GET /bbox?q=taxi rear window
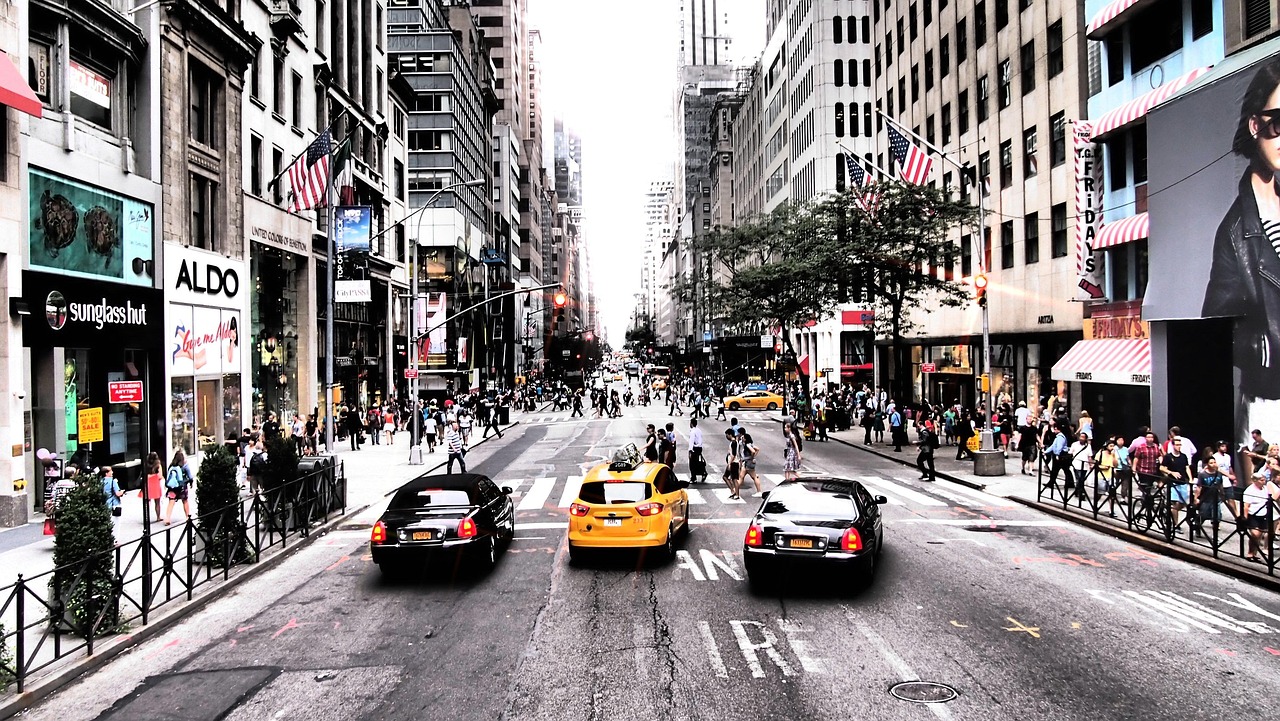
[579,481,652,505]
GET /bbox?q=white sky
[528,0,765,346]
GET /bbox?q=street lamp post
[407,179,486,465]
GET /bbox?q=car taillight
[841,528,863,552]
[636,502,664,517]
[371,521,387,544]
[744,525,764,547]
[458,517,477,539]
[569,503,590,517]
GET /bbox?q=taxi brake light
[458,517,477,539]
[371,520,387,544]
[636,502,664,517]
[841,528,863,552]
[569,503,590,517]
[744,525,764,547]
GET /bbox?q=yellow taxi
[567,445,689,562]
[723,390,784,411]
[650,378,668,391]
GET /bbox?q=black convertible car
[370,473,516,577]
[742,477,887,591]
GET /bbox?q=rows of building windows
[833,59,873,88]
[831,15,871,44]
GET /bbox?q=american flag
[844,154,879,216]
[287,130,333,212]
[887,125,933,184]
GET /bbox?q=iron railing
[1036,454,1277,574]
[0,461,345,694]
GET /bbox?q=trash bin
[113,459,143,492]
[496,406,510,425]
[297,456,344,514]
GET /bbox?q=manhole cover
[963,525,1006,532]
[889,681,959,704]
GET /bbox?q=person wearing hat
[916,420,940,482]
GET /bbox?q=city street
[16,391,1280,721]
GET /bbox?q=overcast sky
[528,0,765,346]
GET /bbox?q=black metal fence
[0,460,345,694]
[1036,455,1277,575]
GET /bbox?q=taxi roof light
[607,443,645,472]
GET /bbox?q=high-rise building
[680,0,733,66]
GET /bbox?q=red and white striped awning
[1094,212,1149,250]
[1051,339,1151,386]
[1087,0,1159,39]
[1090,67,1213,141]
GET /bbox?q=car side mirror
[501,486,514,495]
[676,480,690,490]
[760,490,770,500]
[874,495,888,505]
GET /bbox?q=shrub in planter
[0,621,13,689]
[196,445,251,567]
[50,473,119,637]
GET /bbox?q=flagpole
[836,142,894,179]
[323,121,342,455]
[876,109,994,449]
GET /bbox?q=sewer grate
[890,681,959,704]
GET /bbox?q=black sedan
[370,473,516,577]
[742,477,887,592]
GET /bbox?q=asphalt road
[17,389,1280,721]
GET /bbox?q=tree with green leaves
[692,182,977,403]
[816,181,979,400]
[50,472,118,637]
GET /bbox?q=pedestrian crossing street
[488,470,1012,513]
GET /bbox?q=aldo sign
[164,245,247,306]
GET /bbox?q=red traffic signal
[553,291,568,308]
[973,274,988,306]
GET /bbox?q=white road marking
[937,483,1005,505]
[712,489,745,505]
[686,488,707,505]
[896,518,1068,526]
[516,522,568,531]
[845,609,953,720]
[556,475,584,507]
[698,621,730,678]
[514,517,751,532]
[762,473,785,486]
[516,477,556,511]
[778,620,826,673]
[858,476,947,506]
[730,620,794,679]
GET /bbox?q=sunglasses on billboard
[1254,109,1280,139]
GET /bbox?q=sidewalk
[770,414,1280,591]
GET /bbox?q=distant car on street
[567,445,690,563]
[743,477,887,592]
[723,390,783,410]
[370,473,516,578]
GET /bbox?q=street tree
[815,181,979,400]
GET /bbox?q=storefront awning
[1095,212,1149,250]
[0,55,41,118]
[1090,67,1212,141]
[1086,0,1160,39]
[1051,339,1151,386]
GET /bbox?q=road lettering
[729,620,795,679]
[672,549,743,581]
[778,620,825,673]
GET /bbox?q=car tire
[479,536,498,571]
[661,524,677,562]
[730,402,740,410]
[767,402,778,411]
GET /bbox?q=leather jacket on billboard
[1203,171,1280,399]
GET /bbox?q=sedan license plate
[411,530,436,541]
[788,538,814,549]
[603,518,623,527]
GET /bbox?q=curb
[1008,495,1280,593]
[0,422,520,717]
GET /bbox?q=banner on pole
[1072,121,1106,300]
[334,205,371,303]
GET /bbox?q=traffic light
[550,290,567,336]
[553,291,567,308]
[973,273,988,307]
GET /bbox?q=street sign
[78,407,104,444]
[921,363,937,373]
[108,381,144,404]
[404,368,419,379]
[703,331,712,342]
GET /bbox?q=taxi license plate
[789,538,814,549]
[411,530,436,541]
[603,518,623,527]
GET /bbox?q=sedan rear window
[389,488,473,509]
[579,481,652,505]
[763,488,858,518]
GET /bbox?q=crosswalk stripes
[516,477,556,511]
[491,472,999,512]
[857,476,947,506]
[557,475,584,508]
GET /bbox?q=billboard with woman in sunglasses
[1147,42,1280,444]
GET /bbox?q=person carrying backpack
[917,421,940,481]
[164,450,194,525]
[247,438,268,495]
